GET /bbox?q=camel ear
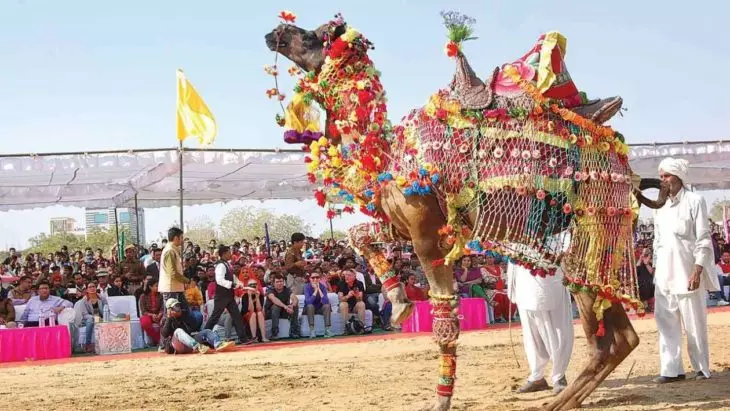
[314,23,347,42]
[450,54,496,110]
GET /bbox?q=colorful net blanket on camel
[268,12,645,328]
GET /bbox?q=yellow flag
[176,69,217,145]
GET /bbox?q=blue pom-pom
[431,173,440,185]
[366,203,376,212]
[418,168,428,177]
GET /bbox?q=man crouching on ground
[160,298,235,354]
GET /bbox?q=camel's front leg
[348,223,413,325]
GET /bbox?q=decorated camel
[265,11,667,410]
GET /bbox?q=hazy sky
[0,1,728,248]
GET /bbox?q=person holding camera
[242,278,268,342]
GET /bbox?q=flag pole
[179,140,184,232]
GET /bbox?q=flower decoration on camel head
[440,10,477,58]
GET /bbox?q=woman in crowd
[242,279,268,343]
[481,254,518,322]
[454,256,486,298]
[108,275,129,297]
[73,281,106,353]
[139,278,164,346]
[183,277,204,330]
[636,248,655,312]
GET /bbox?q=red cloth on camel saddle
[493,31,583,108]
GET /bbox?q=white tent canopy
[1,141,728,212]
[0,149,313,212]
[628,141,730,191]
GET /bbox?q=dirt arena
[5,310,730,411]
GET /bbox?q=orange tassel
[596,319,606,337]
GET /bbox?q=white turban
[658,157,689,182]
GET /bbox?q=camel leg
[544,292,639,411]
[376,184,460,411]
[348,222,414,325]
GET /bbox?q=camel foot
[387,286,414,326]
[391,300,414,326]
[419,395,451,411]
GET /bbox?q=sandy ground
[5,311,730,411]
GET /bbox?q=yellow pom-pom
[317,136,328,146]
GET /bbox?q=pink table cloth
[0,325,71,363]
[401,298,488,333]
[459,298,488,331]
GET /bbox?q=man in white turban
[652,157,719,383]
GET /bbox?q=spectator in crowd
[108,275,129,297]
[19,281,73,327]
[50,274,66,298]
[337,269,366,330]
[404,272,427,301]
[159,227,192,321]
[64,273,86,304]
[637,248,657,312]
[184,277,204,330]
[73,281,106,353]
[304,270,333,338]
[203,245,249,345]
[362,267,391,330]
[145,247,162,279]
[139,278,164,346]
[0,288,16,328]
[117,245,146,296]
[265,274,300,339]
[97,269,111,300]
[242,278,268,342]
[284,232,309,295]
[455,256,486,298]
[8,275,34,305]
[160,298,235,354]
[715,250,730,303]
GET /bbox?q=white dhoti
[518,292,574,383]
[654,286,710,377]
[508,263,574,384]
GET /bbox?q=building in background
[84,207,146,245]
[49,217,78,235]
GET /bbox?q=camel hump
[449,53,498,110]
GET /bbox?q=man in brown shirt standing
[159,227,193,326]
[116,245,145,296]
[284,233,309,295]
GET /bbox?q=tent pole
[114,207,120,260]
[134,194,140,245]
[179,141,184,232]
[329,218,334,241]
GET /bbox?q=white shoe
[309,329,316,339]
[717,300,729,306]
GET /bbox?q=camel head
[264,20,348,74]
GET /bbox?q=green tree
[184,215,218,247]
[318,229,348,241]
[219,206,311,245]
[26,227,130,256]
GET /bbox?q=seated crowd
[2,228,727,356]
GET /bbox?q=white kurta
[507,263,574,384]
[653,188,716,377]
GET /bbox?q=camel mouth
[264,33,287,51]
